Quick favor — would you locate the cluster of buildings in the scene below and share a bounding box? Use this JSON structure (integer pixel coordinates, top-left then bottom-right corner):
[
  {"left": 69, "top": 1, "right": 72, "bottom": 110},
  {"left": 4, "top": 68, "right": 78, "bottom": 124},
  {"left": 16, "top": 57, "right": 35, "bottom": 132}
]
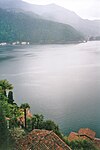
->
[
  {"left": 68, "top": 128, "right": 100, "bottom": 149},
  {"left": 6, "top": 107, "right": 100, "bottom": 149},
  {"left": 0, "top": 41, "right": 30, "bottom": 46},
  {"left": 14, "top": 108, "right": 100, "bottom": 150},
  {"left": 15, "top": 126, "right": 100, "bottom": 150}
]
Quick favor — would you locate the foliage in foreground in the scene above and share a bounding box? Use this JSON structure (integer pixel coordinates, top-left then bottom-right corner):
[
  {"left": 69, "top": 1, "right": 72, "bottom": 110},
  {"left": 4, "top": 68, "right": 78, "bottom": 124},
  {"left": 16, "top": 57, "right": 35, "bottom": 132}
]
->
[
  {"left": 0, "top": 79, "right": 99, "bottom": 150},
  {"left": 0, "top": 105, "right": 8, "bottom": 149},
  {"left": 0, "top": 79, "right": 62, "bottom": 147},
  {"left": 64, "top": 138, "right": 98, "bottom": 150}
]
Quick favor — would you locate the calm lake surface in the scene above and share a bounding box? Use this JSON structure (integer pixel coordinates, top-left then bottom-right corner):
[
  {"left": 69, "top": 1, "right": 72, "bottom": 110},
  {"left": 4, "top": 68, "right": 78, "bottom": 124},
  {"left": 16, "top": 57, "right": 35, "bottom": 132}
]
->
[{"left": 0, "top": 41, "right": 100, "bottom": 137}]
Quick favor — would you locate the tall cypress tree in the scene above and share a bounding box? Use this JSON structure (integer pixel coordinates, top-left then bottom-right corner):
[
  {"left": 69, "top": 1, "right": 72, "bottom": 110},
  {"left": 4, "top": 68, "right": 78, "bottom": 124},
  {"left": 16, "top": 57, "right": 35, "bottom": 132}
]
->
[{"left": 8, "top": 91, "right": 14, "bottom": 104}]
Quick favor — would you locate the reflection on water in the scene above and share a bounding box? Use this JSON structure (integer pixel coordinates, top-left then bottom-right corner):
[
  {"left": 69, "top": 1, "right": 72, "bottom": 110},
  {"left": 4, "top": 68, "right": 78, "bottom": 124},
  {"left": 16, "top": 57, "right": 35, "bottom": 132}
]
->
[{"left": 0, "top": 41, "right": 100, "bottom": 137}]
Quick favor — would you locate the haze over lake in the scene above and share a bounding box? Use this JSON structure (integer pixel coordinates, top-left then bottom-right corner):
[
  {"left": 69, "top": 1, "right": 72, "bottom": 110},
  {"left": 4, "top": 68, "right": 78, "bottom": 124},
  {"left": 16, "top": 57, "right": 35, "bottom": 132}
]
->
[{"left": 0, "top": 41, "right": 100, "bottom": 137}]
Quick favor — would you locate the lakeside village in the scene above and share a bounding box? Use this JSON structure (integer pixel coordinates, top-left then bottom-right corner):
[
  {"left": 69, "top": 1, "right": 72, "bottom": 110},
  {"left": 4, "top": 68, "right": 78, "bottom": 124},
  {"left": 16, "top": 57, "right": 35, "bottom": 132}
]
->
[
  {"left": 0, "top": 36, "right": 100, "bottom": 46},
  {"left": 0, "top": 40, "right": 86, "bottom": 46},
  {"left": 0, "top": 41, "right": 30, "bottom": 46},
  {"left": 0, "top": 37, "right": 100, "bottom": 46}
]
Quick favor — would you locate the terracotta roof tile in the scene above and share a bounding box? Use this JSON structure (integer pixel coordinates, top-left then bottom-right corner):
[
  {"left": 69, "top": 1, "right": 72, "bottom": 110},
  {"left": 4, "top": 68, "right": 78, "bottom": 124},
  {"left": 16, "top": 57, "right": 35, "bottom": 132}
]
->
[
  {"left": 68, "top": 128, "right": 96, "bottom": 142},
  {"left": 68, "top": 132, "right": 79, "bottom": 141},
  {"left": 78, "top": 128, "right": 96, "bottom": 139},
  {"left": 17, "top": 129, "right": 72, "bottom": 150}
]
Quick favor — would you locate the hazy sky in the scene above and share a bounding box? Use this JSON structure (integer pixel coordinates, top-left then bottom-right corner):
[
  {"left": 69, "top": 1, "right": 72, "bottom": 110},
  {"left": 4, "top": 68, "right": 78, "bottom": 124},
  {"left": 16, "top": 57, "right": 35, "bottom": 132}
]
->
[{"left": 23, "top": 0, "right": 100, "bottom": 20}]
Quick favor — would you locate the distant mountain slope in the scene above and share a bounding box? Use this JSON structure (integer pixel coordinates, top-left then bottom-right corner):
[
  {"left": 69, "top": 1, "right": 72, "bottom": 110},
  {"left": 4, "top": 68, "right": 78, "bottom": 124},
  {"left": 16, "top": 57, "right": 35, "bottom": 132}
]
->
[
  {"left": 0, "top": 9, "right": 84, "bottom": 44},
  {"left": 25, "top": 3, "right": 100, "bottom": 37},
  {"left": 0, "top": 0, "right": 99, "bottom": 37}
]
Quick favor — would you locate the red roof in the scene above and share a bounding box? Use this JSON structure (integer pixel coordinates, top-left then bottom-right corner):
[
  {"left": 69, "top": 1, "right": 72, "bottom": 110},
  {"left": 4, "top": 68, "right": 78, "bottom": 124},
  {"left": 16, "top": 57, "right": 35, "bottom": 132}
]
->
[
  {"left": 16, "top": 129, "right": 72, "bottom": 150},
  {"left": 68, "top": 132, "right": 79, "bottom": 141},
  {"left": 68, "top": 128, "right": 96, "bottom": 142},
  {"left": 78, "top": 128, "right": 96, "bottom": 139}
]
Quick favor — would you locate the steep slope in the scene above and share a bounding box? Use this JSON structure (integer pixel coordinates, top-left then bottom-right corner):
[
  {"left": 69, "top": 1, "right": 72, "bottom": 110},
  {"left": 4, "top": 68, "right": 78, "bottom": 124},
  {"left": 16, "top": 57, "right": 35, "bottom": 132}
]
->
[
  {"left": 26, "top": 3, "right": 100, "bottom": 37},
  {"left": 0, "top": 9, "right": 84, "bottom": 44},
  {"left": 0, "top": 0, "right": 99, "bottom": 37}
]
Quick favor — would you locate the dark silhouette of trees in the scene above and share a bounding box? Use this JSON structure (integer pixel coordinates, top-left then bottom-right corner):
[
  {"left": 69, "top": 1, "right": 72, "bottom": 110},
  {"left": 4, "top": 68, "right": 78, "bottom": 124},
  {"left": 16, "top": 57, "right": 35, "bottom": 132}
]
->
[
  {"left": 8, "top": 91, "right": 14, "bottom": 104},
  {"left": 0, "top": 105, "right": 8, "bottom": 149}
]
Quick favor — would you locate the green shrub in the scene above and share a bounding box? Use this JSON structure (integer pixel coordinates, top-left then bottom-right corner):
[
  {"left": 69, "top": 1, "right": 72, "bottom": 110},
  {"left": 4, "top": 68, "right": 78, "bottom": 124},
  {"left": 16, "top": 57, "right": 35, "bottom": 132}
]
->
[{"left": 68, "top": 140, "right": 97, "bottom": 150}]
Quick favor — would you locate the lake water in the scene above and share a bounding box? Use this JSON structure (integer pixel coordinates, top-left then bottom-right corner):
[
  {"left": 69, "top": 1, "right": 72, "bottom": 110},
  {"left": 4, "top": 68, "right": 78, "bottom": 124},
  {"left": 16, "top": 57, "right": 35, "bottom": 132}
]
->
[{"left": 0, "top": 41, "right": 100, "bottom": 137}]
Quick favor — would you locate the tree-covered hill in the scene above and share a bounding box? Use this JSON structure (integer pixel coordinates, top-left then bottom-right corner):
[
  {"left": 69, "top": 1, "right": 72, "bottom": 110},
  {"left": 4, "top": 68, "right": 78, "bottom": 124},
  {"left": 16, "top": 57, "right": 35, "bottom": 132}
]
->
[
  {"left": 0, "top": 0, "right": 100, "bottom": 37},
  {"left": 0, "top": 8, "right": 84, "bottom": 44}
]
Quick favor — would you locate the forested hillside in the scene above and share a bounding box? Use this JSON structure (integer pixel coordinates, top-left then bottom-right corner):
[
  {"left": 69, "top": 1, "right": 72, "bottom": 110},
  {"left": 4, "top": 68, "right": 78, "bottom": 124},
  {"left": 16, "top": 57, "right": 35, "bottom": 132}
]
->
[
  {"left": 0, "top": 0, "right": 100, "bottom": 37},
  {"left": 0, "top": 9, "right": 84, "bottom": 44}
]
